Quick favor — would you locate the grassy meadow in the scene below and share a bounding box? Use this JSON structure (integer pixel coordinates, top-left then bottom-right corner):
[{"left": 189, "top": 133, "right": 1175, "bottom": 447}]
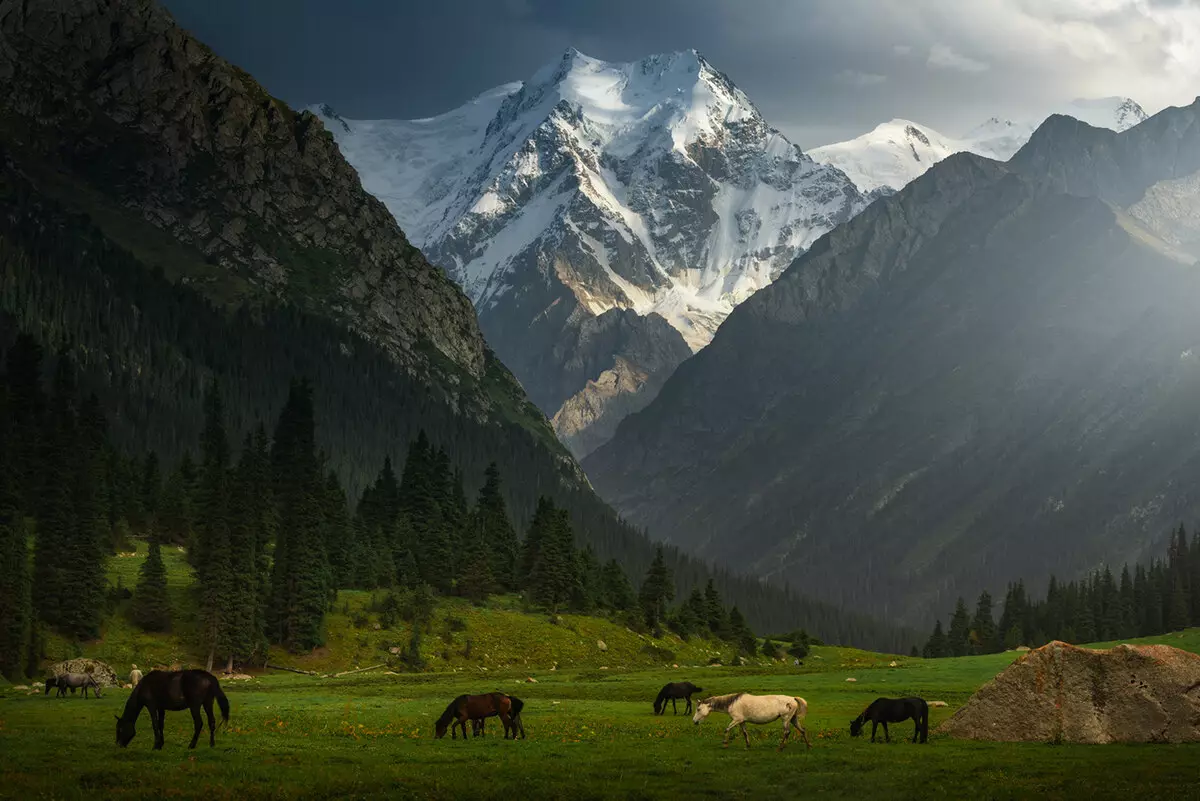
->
[{"left": 4, "top": 544, "right": 1200, "bottom": 799}]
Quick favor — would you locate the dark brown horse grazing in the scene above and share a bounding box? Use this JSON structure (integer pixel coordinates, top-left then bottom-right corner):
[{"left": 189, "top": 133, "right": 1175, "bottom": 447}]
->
[
  {"left": 435, "top": 693, "right": 523, "bottom": 740},
  {"left": 470, "top": 695, "right": 526, "bottom": 739},
  {"left": 115, "top": 669, "right": 230, "bottom": 750},
  {"left": 654, "top": 681, "right": 703, "bottom": 715},
  {"left": 850, "top": 697, "right": 929, "bottom": 743}
]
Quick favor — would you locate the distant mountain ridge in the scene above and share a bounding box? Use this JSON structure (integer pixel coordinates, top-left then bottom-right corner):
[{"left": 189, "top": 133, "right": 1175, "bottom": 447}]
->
[
  {"left": 312, "top": 48, "right": 866, "bottom": 456},
  {"left": 810, "top": 97, "right": 1149, "bottom": 195},
  {"left": 586, "top": 98, "right": 1200, "bottom": 626}
]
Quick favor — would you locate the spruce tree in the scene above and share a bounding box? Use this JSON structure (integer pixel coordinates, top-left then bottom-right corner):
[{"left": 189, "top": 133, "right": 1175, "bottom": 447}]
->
[
  {"left": 5, "top": 335, "right": 44, "bottom": 511},
  {"left": 638, "top": 545, "right": 675, "bottom": 630},
  {"left": 572, "top": 545, "right": 601, "bottom": 613},
  {"left": 599, "top": 559, "right": 635, "bottom": 611},
  {"left": 32, "top": 353, "right": 76, "bottom": 632},
  {"left": 947, "top": 597, "right": 971, "bottom": 657},
  {"left": 704, "top": 579, "right": 729, "bottom": 638},
  {"left": 528, "top": 504, "right": 578, "bottom": 613},
  {"left": 131, "top": 539, "right": 171, "bottom": 632},
  {"left": 269, "top": 380, "right": 331, "bottom": 652},
  {"left": 476, "top": 463, "right": 519, "bottom": 590},
  {"left": 728, "top": 605, "right": 757, "bottom": 656},
  {"left": 1168, "top": 573, "right": 1191, "bottom": 631},
  {"left": 971, "top": 591, "right": 998, "bottom": 654},
  {"left": 195, "top": 381, "right": 233, "bottom": 669},
  {"left": 0, "top": 393, "right": 31, "bottom": 679},
  {"left": 923, "top": 620, "right": 949, "bottom": 658},
  {"left": 65, "top": 394, "right": 110, "bottom": 641}
]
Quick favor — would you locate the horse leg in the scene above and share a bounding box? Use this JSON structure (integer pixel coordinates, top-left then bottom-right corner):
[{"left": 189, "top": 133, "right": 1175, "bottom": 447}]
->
[
  {"left": 685, "top": 696, "right": 693, "bottom": 715},
  {"left": 205, "top": 699, "right": 217, "bottom": 747},
  {"left": 913, "top": 717, "right": 920, "bottom": 744},
  {"left": 499, "top": 711, "right": 513, "bottom": 740},
  {"left": 883, "top": 722, "right": 890, "bottom": 743},
  {"left": 672, "top": 697, "right": 678, "bottom": 715},
  {"left": 740, "top": 722, "right": 751, "bottom": 749},
  {"left": 779, "top": 717, "right": 791, "bottom": 751},
  {"left": 722, "top": 720, "right": 738, "bottom": 748},
  {"left": 794, "top": 718, "right": 813, "bottom": 750},
  {"left": 152, "top": 706, "right": 165, "bottom": 750},
  {"left": 870, "top": 721, "right": 877, "bottom": 743},
  {"left": 189, "top": 704, "right": 203, "bottom": 749}
]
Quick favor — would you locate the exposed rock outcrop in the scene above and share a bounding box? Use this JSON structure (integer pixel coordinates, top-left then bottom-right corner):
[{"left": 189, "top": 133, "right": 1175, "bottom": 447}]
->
[
  {"left": 939, "top": 641, "right": 1200, "bottom": 743},
  {"left": 49, "top": 658, "right": 119, "bottom": 687}
]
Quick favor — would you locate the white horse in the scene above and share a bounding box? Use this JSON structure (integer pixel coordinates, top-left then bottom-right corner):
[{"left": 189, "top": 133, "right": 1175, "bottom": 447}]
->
[{"left": 692, "top": 693, "right": 813, "bottom": 750}]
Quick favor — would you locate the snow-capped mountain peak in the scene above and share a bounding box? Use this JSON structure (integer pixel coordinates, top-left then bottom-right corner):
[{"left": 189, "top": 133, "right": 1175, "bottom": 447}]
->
[
  {"left": 311, "top": 48, "right": 865, "bottom": 457},
  {"left": 811, "top": 96, "right": 1149, "bottom": 195}
]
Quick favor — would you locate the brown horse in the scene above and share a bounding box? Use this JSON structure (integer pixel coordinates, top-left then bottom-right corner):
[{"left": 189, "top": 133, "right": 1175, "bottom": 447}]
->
[
  {"left": 471, "top": 695, "right": 526, "bottom": 739},
  {"left": 435, "top": 693, "right": 523, "bottom": 740}
]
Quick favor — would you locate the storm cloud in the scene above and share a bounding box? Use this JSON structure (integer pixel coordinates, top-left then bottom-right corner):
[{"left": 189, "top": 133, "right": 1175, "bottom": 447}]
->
[{"left": 162, "top": 0, "right": 1200, "bottom": 149}]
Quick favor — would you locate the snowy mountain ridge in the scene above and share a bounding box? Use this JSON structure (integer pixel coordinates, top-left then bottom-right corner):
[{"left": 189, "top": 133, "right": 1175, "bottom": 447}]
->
[
  {"left": 811, "top": 96, "right": 1149, "bottom": 195},
  {"left": 312, "top": 48, "right": 865, "bottom": 458}
]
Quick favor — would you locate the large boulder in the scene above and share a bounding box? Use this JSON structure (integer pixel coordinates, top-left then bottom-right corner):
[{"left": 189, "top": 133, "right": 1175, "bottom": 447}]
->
[
  {"left": 939, "top": 640, "right": 1200, "bottom": 743},
  {"left": 49, "top": 658, "right": 119, "bottom": 687}
]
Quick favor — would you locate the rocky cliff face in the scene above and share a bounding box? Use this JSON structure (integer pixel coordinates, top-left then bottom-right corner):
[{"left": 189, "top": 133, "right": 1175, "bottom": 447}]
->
[
  {"left": 0, "top": 0, "right": 486, "bottom": 378},
  {"left": 587, "top": 101, "right": 1200, "bottom": 625},
  {"left": 313, "top": 49, "right": 865, "bottom": 456}
]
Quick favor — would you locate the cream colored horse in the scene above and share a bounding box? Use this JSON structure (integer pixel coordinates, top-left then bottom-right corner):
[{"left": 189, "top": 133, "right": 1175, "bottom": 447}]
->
[{"left": 692, "top": 693, "right": 813, "bottom": 750}]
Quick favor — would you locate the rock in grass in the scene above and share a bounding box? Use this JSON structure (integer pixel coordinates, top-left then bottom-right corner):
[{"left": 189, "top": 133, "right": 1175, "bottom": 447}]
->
[{"left": 939, "top": 640, "right": 1200, "bottom": 743}]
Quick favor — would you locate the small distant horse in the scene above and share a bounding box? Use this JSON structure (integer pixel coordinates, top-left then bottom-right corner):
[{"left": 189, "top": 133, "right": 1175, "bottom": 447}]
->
[
  {"left": 435, "top": 693, "right": 522, "bottom": 740},
  {"left": 693, "top": 693, "right": 813, "bottom": 751},
  {"left": 654, "top": 682, "right": 703, "bottom": 715},
  {"left": 115, "top": 669, "right": 230, "bottom": 750},
  {"left": 470, "top": 695, "right": 526, "bottom": 739},
  {"left": 850, "top": 697, "right": 929, "bottom": 743},
  {"left": 46, "top": 674, "right": 102, "bottom": 698}
]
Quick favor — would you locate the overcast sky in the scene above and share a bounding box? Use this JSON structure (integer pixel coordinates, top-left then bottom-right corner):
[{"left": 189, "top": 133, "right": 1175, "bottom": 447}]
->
[{"left": 162, "top": 0, "right": 1200, "bottom": 149}]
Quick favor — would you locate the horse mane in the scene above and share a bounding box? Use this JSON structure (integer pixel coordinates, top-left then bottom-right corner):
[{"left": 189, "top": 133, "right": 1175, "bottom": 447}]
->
[
  {"left": 435, "top": 694, "right": 467, "bottom": 727},
  {"left": 702, "top": 693, "right": 743, "bottom": 712}
]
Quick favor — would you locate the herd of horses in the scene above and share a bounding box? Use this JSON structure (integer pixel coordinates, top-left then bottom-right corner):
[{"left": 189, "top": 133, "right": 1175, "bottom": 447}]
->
[{"left": 43, "top": 667, "right": 931, "bottom": 752}]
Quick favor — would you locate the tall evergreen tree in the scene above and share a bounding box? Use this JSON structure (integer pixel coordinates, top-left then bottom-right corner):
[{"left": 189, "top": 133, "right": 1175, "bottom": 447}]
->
[
  {"left": 1168, "top": 573, "right": 1191, "bottom": 631},
  {"left": 31, "top": 352, "right": 76, "bottom": 632},
  {"left": 947, "top": 597, "right": 971, "bottom": 657},
  {"left": 527, "top": 503, "right": 578, "bottom": 613},
  {"left": 704, "top": 579, "right": 729, "bottom": 638},
  {"left": 475, "top": 463, "right": 519, "bottom": 590},
  {"left": 5, "top": 335, "right": 44, "bottom": 511},
  {"left": 728, "top": 605, "right": 757, "bottom": 656},
  {"left": 638, "top": 545, "right": 675, "bottom": 630},
  {"left": 0, "top": 387, "right": 31, "bottom": 679},
  {"left": 971, "top": 591, "right": 998, "bottom": 654},
  {"left": 131, "top": 539, "right": 171, "bottom": 632},
  {"left": 923, "top": 620, "right": 949, "bottom": 658},
  {"left": 66, "top": 394, "right": 110, "bottom": 641},
  {"left": 269, "top": 379, "right": 330, "bottom": 652},
  {"left": 599, "top": 559, "right": 635, "bottom": 611},
  {"left": 195, "top": 381, "right": 233, "bottom": 669}
]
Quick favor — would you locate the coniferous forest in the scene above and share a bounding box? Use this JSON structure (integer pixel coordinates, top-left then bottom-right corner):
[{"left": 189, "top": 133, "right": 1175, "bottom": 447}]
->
[
  {"left": 0, "top": 336, "right": 805, "bottom": 678},
  {"left": 922, "top": 525, "right": 1200, "bottom": 658},
  {"left": 0, "top": 152, "right": 912, "bottom": 655}
]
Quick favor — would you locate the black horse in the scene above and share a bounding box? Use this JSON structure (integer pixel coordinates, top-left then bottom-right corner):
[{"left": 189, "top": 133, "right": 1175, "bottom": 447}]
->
[
  {"left": 115, "top": 669, "right": 230, "bottom": 750},
  {"left": 850, "top": 697, "right": 929, "bottom": 743},
  {"left": 653, "top": 682, "right": 703, "bottom": 715}
]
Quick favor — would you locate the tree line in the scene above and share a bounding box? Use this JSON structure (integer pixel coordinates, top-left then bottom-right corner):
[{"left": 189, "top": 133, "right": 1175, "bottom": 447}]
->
[
  {"left": 0, "top": 336, "right": 773, "bottom": 678},
  {"left": 922, "top": 525, "right": 1200, "bottom": 658},
  {"left": 0, "top": 157, "right": 913, "bottom": 653}
]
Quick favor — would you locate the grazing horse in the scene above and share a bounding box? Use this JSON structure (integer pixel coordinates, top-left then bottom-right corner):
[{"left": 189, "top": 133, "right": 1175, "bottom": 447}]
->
[
  {"left": 471, "top": 695, "right": 526, "bottom": 739},
  {"left": 48, "top": 673, "right": 102, "bottom": 698},
  {"left": 435, "top": 693, "right": 522, "bottom": 740},
  {"left": 693, "top": 693, "right": 813, "bottom": 751},
  {"left": 654, "top": 682, "right": 703, "bottom": 715},
  {"left": 850, "top": 697, "right": 929, "bottom": 743},
  {"left": 115, "top": 669, "right": 230, "bottom": 750}
]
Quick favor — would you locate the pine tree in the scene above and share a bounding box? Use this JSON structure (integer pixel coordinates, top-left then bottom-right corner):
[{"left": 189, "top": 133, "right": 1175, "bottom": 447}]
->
[
  {"left": 141, "top": 452, "right": 161, "bottom": 525},
  {"left": 638, "top": 545, "right": 675, "bottom": 630},
  {"left": 476, "top": 463, "right": 519, "bottom": 590},
  {"left": 131, "top": 539, "right": 171, "bottom": 632},
  {"left": 599, "top": 559, "right": 635, "bottom": 611},
  {"left": 4, "top": 335, "right": 44, "bottom": 512},
  {"left": 1117, "top": 565, "right": 1137, "bottom": 639},
  {"left": 32, "top": 353, "right": 76, "bottom": 632},
  {"left": 269, "top": 380, "right": 330, "bottom": 652},
  {"left": 65, "top": 394, "right": 110, "bottom": 641},
  {"left": 1168, "top": 573, "right": 1190, "bottom": 631},
  {"left": 728, "top": 605, "right": 757, "bottom": 656},
  {"left": 195, "top": 381, "right": 233, "bottom": 669},
  {"left": 572, "top": 545, "right": 601, "bottom": 613},
  {"left": 704, "top": 579, "right": 729, "bottom": 638},
  {"left": 971, "top": 591, "right": 998, "bottom": 654},
  {"left": 0, "top": 388, "right": 31, "bottom": 679},
  {"left": 923, "top": 620, "right": 949, "bottom": 658},
  {"left": 528, "top": 504, "right": 578, "bottom": 613},
  {"left": 947, "top": 597, "right": 971, "bottom": 657}
]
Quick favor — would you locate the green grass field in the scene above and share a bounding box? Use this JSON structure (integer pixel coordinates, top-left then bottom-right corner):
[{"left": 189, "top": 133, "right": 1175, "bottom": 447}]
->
[
  {"left": 6, "top": 544, "right": 1200, "bottom": 799},
  {"left": 5, "top": 631, "right": 1200, "bottom": 799}
]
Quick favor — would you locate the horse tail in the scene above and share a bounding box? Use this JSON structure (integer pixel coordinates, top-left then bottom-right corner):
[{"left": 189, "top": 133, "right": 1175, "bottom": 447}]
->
[
  {"left": 215, "top": 685, "right": 231, "bottom": 727},
  {"left": 508, "top": 695, "right": 524, "bottom": 718}
]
